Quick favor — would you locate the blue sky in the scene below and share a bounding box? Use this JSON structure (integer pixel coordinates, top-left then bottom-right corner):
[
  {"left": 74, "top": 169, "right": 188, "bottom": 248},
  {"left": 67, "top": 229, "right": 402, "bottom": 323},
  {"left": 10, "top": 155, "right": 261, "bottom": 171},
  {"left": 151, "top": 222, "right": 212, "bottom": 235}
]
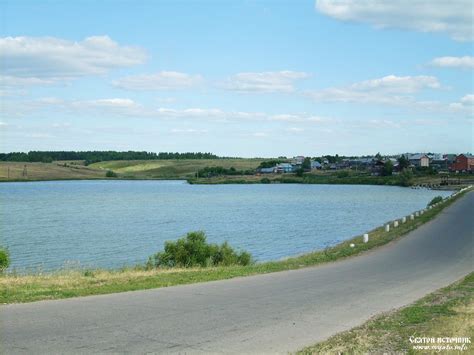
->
[{"left": 1, "top": 0, "right": 472, "bottom": 157}]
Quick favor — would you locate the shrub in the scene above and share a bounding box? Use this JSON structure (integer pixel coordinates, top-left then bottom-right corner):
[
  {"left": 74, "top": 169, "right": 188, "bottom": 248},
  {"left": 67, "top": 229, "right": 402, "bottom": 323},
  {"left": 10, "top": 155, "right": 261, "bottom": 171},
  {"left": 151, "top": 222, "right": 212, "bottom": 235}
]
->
[
  {"left": 147, "top": 231, "right": 253, "bottom": 268},
  {"left": 428, "top": 196, "right": 443, "bottom": 206},
  {"left": 398, "top": 169, "right": 414, "bottom": 187},
  {"left": 260, "top": 178, "right": 271, "bottom": 184},
  {"left": 0, "top": 247, "right": 10, "bottom": 272},
  {"left": 105, "top": 170, "right": 118, "bottom": 178},
  {"left": 336, "top": 171, "right": 350, "bottom": 178}
]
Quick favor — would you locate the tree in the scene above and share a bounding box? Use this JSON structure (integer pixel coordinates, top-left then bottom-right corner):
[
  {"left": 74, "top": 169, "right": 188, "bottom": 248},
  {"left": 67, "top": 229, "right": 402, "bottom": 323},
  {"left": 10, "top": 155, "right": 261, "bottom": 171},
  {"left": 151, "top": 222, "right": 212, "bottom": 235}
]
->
[
  {"left": 302, "top": 157, "right": 311, "bottom": 171},
  {"left": 295, "top": 168, "right": 304, "bottom": 177},
  {"left": 375, "top": 152, "right": 382, "bottom": 161},
  {"left": 397, "top": 155, "right": 410, "bottom": 170},
  {"left": 398, "top": 169, "right": 414, "bottom": 186},
  {"left": 381, "top": 160, "right": 393, "bottom": 176}
]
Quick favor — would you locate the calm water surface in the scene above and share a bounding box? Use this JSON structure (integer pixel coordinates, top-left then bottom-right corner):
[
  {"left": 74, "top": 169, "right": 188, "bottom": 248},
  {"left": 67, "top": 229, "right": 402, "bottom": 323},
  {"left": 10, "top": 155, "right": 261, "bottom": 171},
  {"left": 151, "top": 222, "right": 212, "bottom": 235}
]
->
[{"left": 0, "top": 180, "right": 450, "bottom": 271}]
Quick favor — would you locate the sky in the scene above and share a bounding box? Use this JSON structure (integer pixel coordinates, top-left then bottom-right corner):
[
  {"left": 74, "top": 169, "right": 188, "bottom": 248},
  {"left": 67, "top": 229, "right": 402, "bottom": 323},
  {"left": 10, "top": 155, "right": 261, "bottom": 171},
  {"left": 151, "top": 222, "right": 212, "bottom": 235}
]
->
[{"left": 0, "top": 0, "right": 473, "bottom": 157}]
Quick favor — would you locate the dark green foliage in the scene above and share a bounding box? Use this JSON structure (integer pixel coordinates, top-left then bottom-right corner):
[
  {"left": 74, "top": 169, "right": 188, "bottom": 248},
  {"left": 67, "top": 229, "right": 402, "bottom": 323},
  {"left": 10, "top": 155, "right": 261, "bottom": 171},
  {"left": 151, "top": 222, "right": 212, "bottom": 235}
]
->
[
  {"left": 295, "top": 168, "right": 304, "bottom": 177},
  {"left": 257, "top": 160, "right": 285, "bottom": 169},
  {"left": 302, "top": 157, "right": 311, "bottom": 170},
  {"left": 428, "top": 196, "right": 443, "bottom": 206},
  {"left": 147, "top": 231, "right": 253, "bottom": 268},
  {"left": 381, "top": 160, "right": 393, "bottom": 176},
  {"left": 336, "top": 171, "right": 350, "bottom": 178},
  {"left": 197, "top": 166, "right": 253, "bottom": 177},
  {"left": 397, "top": 155, "right": 410, "bottom": 170},
  {"left": 398, "top": 169, "right": 414, "bottom": 186},
  {"left": 105, "top": 170, "right": 118, "bottom": 178},
  {"left": 0, "top": 151, "right": 220, "bottom": 163},
  {"left": 0, "top": 247, "right": 10, "bottom": 272},
  {"left": 260, "top": 178, "right": 271, "bottom": 184}
]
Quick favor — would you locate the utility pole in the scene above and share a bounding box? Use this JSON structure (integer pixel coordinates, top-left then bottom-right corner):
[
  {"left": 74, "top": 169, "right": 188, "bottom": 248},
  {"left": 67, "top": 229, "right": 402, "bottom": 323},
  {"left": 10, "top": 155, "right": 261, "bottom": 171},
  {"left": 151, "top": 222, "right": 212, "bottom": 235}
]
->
[{"left": 22, "top": 164, "right": 28, "bottom": 178}]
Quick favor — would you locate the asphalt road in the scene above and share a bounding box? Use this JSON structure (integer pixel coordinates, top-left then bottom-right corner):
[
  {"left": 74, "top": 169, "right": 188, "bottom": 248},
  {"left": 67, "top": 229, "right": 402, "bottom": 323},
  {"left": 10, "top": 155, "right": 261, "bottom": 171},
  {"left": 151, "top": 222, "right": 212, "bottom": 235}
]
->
[{"left": 1, "top": 192, "right": 473, "bottom": 354}]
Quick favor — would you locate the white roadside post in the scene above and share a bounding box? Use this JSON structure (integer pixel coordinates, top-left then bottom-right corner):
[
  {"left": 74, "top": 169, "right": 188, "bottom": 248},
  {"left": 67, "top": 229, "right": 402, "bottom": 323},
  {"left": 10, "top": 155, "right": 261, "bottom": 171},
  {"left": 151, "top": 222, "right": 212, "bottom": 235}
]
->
[
  {"left": 363, "top": 233, "right": 369, "bottom": 243},
  {"left": 350, "top": 243, "right": 355, "bottom": 248},
  {"left": 410, "top": 214, "right": 415, "bottom": 220},
  {"left": 385, "top": 224, "right": 390, "bottom": 232},
  {"left": 394, "top": 220, "right": 399, "bottom": 228},
  {"left": 402, "top": 217, "right": 407, "bottom": 223}
]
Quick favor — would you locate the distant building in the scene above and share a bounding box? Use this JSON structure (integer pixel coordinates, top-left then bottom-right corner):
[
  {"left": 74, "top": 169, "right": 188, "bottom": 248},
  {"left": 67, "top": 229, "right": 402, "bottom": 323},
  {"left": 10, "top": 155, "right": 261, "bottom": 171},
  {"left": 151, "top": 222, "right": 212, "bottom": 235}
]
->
[
  {"left": 310, "top": 160, "right": 322, "bottom": 170},
  {"left": 258, "top": 167, "right": 276, "bottom": 174},
  {"left": 450, "top": 154, "right": 474, "bottom": 172},
  {"left": 275, "top": 163, "right": 294, "bottom": 173},
  {"left": 408, "top": 154, "right": 430, "bottom": 167},
  {"left": 292, "top": 156, "right": 305, "bottom": 165}
]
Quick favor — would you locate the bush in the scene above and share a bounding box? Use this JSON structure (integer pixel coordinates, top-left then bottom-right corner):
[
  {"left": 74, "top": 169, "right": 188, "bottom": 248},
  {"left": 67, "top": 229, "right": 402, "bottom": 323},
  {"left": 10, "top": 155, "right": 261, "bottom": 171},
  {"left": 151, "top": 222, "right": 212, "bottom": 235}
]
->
[
  {"left": 428, "top": 196, "right": 443, "bottom": 206},
  {"left": 0, "top": 247, "right": 10, "bottom": 272},
  {"left": 398, "top": 169, "right": 414, "bottom": 187},
  {"left": 336, "top": 171, "right": 350, "bottom": 178},
  {"left": 105, "top": 170, "right": 118, "bottom": 178},
  {"left": 260, "top": 178, "right": 271, "bottom": 184},
  {"left": 147, "top": 231, "right": 253, "bottom": 268}
]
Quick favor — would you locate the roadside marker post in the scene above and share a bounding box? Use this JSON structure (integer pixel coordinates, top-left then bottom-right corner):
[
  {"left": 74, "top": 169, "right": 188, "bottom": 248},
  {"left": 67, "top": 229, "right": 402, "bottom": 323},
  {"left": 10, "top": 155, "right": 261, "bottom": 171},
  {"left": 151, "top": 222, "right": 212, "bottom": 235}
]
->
[
  {"left": 402, "top": 217, "right": 407, "bottom": 223},
  {"left": 410, "top": 214, "right": 414, "bottom": 220},
  {"left": 394, "top": 220, "right": 399, "bottom": 228},
  {"left": 385, "top": 224, "right": 390, "bottom": 232},
  {"left": 363, "top": 234, "right": 369, "bottom": 243}
]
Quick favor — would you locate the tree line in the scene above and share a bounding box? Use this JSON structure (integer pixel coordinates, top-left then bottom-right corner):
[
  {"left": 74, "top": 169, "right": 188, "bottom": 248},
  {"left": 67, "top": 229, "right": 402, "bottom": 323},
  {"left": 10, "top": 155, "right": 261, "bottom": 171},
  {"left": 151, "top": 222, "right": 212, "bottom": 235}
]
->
[{"left": 0, "top": 151, "right": 220, "bottom": 164}]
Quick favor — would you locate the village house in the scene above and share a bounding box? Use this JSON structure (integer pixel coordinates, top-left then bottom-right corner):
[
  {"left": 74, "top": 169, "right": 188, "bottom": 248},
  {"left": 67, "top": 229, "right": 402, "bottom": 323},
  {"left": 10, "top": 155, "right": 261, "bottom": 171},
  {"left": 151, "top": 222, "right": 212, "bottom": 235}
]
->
[
  {"left": 310, "top": 160, "right": 322, "bottom": 170},
  {"left": 450, "top": 154, "right": 474, "bottom": 172},
  {"left": 275, "top": 163, "right": 294, "bottom": 173},
  {"left": 408, "top": 154, "right": 430, "bottom": 167}
]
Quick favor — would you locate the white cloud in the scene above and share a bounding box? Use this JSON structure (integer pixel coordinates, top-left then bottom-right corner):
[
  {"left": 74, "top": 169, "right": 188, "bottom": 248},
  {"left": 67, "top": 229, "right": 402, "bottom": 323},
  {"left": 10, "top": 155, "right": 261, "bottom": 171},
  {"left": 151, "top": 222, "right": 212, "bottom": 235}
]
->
[
  {"left": 315, "top": 0, "right": 473, "bottom": 41},
  {"left": 0, "top": 36, "right": 147, "bottom": 85},
  {"left": 351, "top": 75, "right": 440, "bottom": 93},
  {"left": 170, "top": 128, "right": 208, "bottom": 134},
  {"left": 449, "top": 94, "right": 474, "bottom": 111},
  {"left": 460, "top": 94, "right": 474, "bottom": 105},
  {"left": 222, "top": 71, "right": 310, "bottom": 93},
  {"left": 308, "top": 75, "right": 441, "bottom": 105},
  {"left": 113, "top": 71, "right": 203, "bottom": 90},
  {"left": 430, "top": 56, "right": 474, "bottom": 69}
]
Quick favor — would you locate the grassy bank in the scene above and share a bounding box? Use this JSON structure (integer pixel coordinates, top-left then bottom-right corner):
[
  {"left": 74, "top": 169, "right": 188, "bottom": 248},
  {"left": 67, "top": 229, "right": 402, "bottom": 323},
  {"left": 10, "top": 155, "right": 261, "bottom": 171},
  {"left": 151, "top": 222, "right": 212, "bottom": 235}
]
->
[
  {"left": 0, "top": 161, "right": 106, "bottom": 182},
  {"left": 298, "top": 272, "right": 474, "bottom": 354},
  {"left": 90, "top": 158, "right": 265, "bottom": 180},
  {"left": 1, "top": 188, "right": 471, "bottom": 304},
  {"left": 189, "top": 170, "right": 474, "bottom": 188}
]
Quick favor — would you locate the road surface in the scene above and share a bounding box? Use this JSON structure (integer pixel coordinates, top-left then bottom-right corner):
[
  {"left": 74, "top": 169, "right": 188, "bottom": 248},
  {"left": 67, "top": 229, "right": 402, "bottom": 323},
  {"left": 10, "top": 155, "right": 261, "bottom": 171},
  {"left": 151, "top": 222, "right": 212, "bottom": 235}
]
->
[{"left": 1, "top": 192, "right": 473, "bottom": 354}]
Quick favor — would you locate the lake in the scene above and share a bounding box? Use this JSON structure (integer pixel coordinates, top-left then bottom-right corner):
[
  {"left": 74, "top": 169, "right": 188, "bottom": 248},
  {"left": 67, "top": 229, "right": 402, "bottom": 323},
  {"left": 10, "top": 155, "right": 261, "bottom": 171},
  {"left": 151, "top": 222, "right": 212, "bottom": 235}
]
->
[{"left": 0, "top": 180, "right": 450, "bottom": 272}]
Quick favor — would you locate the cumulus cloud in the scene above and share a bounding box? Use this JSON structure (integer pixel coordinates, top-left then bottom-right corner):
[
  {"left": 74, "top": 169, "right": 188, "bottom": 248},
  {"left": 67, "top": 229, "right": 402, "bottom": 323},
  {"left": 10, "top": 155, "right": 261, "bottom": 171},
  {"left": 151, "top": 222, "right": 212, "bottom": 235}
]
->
[
  {"left": 449, "top": 94, "right": 474, "bottom": 110},
  {"left": 308, "top": 75, "right": 441, "bottom": 105},
  {"left": 430, "top": 56, "right": 474, "bottom": 69},
  {"left": 113, "top": 71, "right": 203, "bottom": 90},
  {"left": 315, "top": 0, "right": 473, "bottom": 41},
  {"left": 221, "top": 71, "right": 310, "bottom": 93},
  {"left": 0, "top": 36, "right": 147, "bottom": 85}
]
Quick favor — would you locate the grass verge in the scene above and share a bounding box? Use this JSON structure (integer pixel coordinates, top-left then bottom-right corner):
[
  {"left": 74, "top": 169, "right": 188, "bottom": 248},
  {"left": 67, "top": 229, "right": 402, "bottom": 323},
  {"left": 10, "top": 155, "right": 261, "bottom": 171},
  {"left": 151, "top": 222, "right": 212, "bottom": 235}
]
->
[
  {"left": 1, "top": 188, "right": 471, "bottom": 304},
  {"left": 297, "top": 272, "right": 474, "bottom": 354}
]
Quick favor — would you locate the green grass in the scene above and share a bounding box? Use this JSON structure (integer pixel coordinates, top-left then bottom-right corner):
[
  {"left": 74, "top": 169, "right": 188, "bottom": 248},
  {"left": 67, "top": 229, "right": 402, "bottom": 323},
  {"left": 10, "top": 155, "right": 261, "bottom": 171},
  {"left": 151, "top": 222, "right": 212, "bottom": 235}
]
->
[
  {"left": 297, "top": 272, "right": 474, "bottom": 354},
  {"left": 90, "top": 158, "right": 266, "bottom": 179},
  {"left": 1, "top": 188, "right": 470, "bottom": 304},
  {"left": 0, "top": 161, "right": 106, "bottom": 182}
]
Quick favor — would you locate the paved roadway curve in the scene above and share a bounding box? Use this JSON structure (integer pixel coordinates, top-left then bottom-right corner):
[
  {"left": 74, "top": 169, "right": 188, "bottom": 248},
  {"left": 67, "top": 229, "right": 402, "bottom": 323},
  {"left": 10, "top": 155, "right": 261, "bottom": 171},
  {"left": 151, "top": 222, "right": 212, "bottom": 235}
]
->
[{"left": 1, "top": 192, "right": 473, "bottom": 354}]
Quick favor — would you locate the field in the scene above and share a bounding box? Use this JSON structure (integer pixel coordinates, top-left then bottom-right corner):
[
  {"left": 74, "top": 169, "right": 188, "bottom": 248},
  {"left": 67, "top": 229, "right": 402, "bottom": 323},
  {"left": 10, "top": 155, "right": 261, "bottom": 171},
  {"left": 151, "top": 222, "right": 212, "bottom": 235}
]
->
[
  {"left": 90, "top": 158, "right": 266, "bottom": 179},
  {"left": 0, "top": 161, "right": 106, "bottom": 182}
]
